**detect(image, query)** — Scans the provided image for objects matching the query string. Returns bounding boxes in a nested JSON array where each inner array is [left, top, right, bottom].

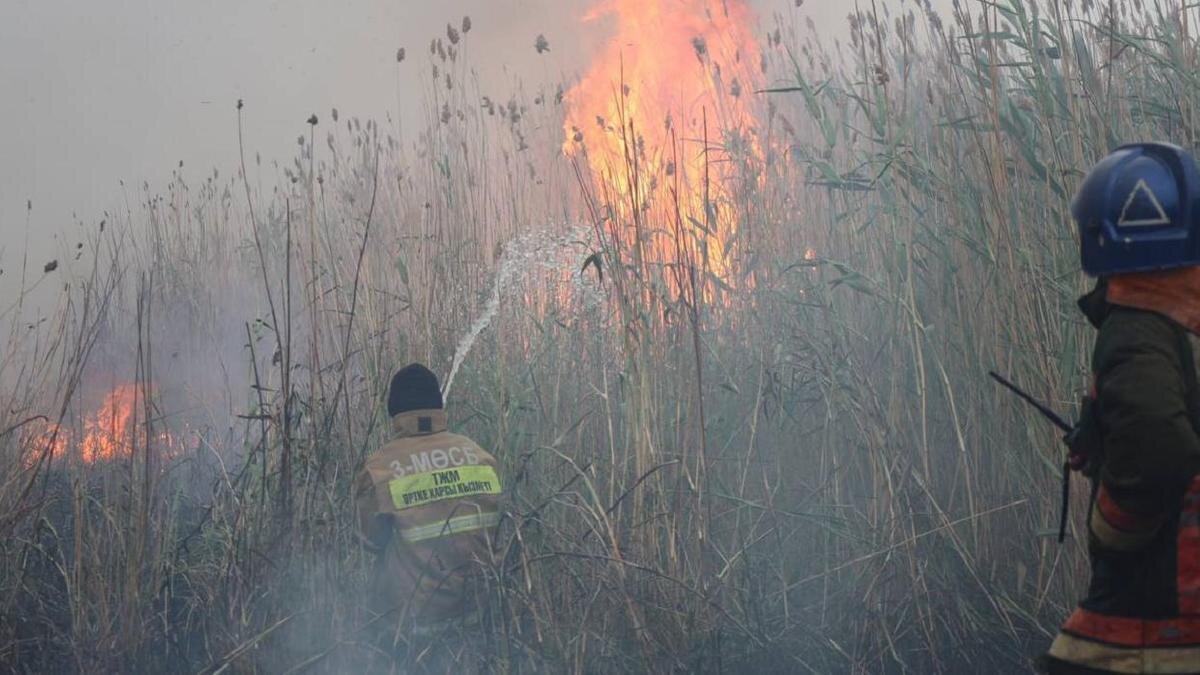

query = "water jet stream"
[[441, 226, 590, 401]]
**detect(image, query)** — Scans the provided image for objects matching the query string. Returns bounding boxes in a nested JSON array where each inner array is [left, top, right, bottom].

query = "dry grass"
[[1, 1, 1197, 672]]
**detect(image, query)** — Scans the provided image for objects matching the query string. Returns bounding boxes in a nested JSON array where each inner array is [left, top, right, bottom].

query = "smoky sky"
[[0, 0, 950, 307]]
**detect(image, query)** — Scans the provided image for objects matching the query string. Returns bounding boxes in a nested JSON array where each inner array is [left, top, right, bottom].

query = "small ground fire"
[[26, 382, 188, 466]]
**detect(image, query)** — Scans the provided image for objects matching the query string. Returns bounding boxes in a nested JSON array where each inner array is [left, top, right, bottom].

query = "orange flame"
[[564, 0, 763, 286], [81, 383, 142, 463], [22, 382, 192, 466], [22, 421, 68, 468]]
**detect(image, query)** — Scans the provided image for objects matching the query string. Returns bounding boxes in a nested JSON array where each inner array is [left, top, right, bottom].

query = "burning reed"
[[2, 0, 1196, 672]]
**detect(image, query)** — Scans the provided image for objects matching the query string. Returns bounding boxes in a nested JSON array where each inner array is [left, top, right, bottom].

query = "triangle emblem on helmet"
[[1118, 178, 1172, 227]]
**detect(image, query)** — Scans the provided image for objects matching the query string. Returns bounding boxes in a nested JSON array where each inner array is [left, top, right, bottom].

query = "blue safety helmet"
[[1073, 142, 1200, 276]]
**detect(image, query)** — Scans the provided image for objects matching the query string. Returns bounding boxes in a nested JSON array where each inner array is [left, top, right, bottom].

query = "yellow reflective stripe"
[[388, 465, 501, 510], [399, 511, 500, 543], [1049, 631, 1200, 674]]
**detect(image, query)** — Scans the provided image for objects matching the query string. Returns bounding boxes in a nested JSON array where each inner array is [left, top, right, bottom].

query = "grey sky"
[[0, 0, 947, 305]]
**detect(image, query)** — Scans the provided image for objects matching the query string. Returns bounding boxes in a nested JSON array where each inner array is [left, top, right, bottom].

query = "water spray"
[[441, 225, 592, 401]]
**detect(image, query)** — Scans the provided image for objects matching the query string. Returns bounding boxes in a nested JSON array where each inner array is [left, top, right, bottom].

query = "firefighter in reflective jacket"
[[1045, 143, 1200, 674], [355, 363, 501, 634]]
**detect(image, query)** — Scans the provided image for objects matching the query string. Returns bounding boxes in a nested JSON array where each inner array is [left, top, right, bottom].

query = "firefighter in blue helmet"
[[1044, 143, 1200, 673]]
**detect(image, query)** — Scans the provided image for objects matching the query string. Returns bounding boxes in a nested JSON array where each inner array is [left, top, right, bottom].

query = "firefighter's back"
[[355, 364, 502, 631]]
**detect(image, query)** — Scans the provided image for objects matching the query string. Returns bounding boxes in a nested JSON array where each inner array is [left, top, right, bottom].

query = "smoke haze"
[[0, 0, 950, 307]]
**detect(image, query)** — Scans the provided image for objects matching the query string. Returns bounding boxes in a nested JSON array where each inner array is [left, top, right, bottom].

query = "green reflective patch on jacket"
[[388, 465, 501, 510]]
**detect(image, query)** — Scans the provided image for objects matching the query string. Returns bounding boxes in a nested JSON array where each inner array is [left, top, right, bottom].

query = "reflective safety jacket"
[[354, 408, 501, 623], [1047, 286, 1200, 674]]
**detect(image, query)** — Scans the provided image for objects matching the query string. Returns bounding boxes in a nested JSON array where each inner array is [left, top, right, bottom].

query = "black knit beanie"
[[387, 363, 443, 417]]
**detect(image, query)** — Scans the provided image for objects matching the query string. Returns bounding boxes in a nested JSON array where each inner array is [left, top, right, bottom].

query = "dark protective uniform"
[[1046, 285, 1200, 673]]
